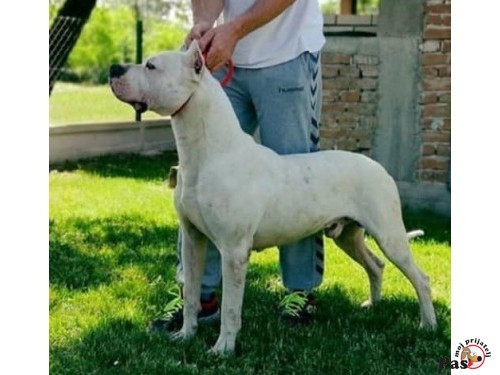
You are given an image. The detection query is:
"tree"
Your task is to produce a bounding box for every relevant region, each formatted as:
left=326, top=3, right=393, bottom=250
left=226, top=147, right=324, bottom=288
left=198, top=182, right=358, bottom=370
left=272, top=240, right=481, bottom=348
left=101, top=0, right=190, bottom=23
left=61, top=5, right=186, bottom=84
left=49, top=0, right=97, bottom=95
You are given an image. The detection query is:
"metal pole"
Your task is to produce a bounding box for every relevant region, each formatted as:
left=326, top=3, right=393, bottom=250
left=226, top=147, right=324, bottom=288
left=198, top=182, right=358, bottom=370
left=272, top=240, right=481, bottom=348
left=135, top=19, right=143, bottom=122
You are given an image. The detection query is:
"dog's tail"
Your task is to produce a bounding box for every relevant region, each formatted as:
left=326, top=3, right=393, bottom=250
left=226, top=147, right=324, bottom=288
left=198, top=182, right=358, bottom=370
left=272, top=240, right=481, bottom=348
left=407, top=229, right=424, bottom=240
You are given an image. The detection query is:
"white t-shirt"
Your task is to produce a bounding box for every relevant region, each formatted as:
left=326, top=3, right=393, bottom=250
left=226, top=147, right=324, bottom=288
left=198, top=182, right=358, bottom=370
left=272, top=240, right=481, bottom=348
left=223, top=0, right=325, bottom=68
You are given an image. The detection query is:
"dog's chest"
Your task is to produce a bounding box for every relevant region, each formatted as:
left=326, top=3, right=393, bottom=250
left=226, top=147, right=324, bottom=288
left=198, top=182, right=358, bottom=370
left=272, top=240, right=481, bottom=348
left=176, top=188, right=214, bottom=235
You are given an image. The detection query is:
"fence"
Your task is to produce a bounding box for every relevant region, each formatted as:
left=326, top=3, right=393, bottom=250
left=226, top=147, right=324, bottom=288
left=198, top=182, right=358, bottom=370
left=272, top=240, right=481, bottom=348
left=49, top=16, right=87, bottom=95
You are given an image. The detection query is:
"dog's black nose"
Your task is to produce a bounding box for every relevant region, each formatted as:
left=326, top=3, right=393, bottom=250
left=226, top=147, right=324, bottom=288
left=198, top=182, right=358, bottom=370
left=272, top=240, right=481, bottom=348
left=477, top=356, right=482, bottom=361
left=109, top=64, right=128, bottom=78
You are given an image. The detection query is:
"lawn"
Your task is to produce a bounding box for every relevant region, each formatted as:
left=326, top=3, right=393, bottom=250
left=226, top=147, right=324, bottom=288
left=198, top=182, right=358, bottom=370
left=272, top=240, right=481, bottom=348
left=49, top=152, right=451, bottom=374
left=49, top=83, right=162, bottom=125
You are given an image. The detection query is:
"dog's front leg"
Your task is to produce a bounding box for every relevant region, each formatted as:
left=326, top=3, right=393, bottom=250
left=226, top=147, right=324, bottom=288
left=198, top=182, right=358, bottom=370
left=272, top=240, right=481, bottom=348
left=174, top=221, right=208, bottom=341
left=209, top=242, right=250, bottom=355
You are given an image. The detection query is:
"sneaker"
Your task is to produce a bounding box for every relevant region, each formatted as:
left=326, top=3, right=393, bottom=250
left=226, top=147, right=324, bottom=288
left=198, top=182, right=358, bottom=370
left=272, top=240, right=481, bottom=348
left=150, top=293, right=220, bottom=333
left=279, top=290, right=316, bottom=324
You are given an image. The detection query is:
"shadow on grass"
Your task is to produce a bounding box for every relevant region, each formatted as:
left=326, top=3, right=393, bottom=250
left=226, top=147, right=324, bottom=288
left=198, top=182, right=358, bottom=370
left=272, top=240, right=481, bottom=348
left=49, top=151, right=179, bottom=182
left=49, top=215, right=179, bottom=291
left=403, top=209, right=451, bottom=245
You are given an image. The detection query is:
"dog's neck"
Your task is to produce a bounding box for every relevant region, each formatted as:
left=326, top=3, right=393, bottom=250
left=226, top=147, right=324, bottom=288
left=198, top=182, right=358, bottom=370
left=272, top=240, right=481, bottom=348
left=170, top=70, right=253, bottom=174
left=170, top=95, right=193, bottom=117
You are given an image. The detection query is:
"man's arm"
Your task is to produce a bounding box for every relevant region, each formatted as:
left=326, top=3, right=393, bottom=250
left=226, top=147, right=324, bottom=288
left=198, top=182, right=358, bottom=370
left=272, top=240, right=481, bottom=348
left=200, top=0, right=296, bottom=71
left=185, top=0, right=223, bottom=47
left=191, top=0, right=223, bottom=26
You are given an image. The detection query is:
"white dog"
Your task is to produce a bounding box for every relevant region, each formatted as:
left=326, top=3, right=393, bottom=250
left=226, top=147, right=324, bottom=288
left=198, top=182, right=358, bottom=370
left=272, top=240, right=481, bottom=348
left=109, top=41, right=437, bottom=354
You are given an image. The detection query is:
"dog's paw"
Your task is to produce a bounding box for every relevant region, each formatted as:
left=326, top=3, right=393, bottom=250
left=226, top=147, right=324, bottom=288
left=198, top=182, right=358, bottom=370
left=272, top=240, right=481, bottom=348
left=361, top=299, right=373, bottom=308
left=419, top=319, right=438, bottom=331
left=170, top=327, right=196, bottom=342
left=208, top=335, right=236, bottom=356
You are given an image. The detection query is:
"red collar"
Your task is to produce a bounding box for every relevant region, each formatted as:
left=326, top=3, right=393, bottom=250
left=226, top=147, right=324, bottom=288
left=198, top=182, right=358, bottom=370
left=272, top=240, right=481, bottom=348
left=171, top=98, right=191, bottom=117
left=171, top=59, right=234, bottom=117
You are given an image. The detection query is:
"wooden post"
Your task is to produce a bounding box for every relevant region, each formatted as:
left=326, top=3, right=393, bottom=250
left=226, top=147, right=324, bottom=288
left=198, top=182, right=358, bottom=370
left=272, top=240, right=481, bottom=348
left=340, top=0, right=356, bottom=14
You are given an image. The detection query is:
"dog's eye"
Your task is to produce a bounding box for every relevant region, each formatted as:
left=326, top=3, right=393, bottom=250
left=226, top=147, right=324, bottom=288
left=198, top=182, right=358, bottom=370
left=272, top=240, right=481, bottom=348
left=145, top=61, right=156, bottom=70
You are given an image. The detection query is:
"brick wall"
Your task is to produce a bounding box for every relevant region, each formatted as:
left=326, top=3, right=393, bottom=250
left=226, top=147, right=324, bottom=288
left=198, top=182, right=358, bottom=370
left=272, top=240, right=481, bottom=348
left=320, top=0, right=451, bottom=189
left=320, top=52, right=379, bottom=154
left=418, top=0, right=451, bottom=184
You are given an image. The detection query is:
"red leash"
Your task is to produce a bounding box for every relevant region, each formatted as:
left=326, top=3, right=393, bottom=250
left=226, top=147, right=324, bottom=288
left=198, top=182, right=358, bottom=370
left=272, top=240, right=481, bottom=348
left=218, top=59, right=234, bottom=87
left=203, top=52, right=234, bottom=87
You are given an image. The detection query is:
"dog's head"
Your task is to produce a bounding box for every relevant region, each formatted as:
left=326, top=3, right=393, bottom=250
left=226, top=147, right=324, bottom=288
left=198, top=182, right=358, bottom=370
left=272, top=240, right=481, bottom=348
left=461, top=347, right=483, bottom=363
left=109, top=40, right=206, bottom=116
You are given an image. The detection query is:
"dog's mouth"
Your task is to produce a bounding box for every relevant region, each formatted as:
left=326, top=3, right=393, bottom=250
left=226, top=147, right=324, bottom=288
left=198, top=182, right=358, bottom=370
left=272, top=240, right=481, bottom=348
left=130, top=101, right=148, bottom=114
left=109, top=81, right=148, bottom=114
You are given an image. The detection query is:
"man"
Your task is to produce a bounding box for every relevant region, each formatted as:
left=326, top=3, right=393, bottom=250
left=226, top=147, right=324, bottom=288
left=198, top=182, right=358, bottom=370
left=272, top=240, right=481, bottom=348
left=152, top=0, right=325, bottom=330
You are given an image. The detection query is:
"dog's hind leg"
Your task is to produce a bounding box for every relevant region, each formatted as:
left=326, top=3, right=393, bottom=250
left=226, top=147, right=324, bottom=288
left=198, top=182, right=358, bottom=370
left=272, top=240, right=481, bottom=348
left=370, top=221, right=437, bottom=329
left=174, top=220, right=208, bottom=340
left=210, top=239, right=251, bottom=354
left=332, top=222, right=385, bottom=307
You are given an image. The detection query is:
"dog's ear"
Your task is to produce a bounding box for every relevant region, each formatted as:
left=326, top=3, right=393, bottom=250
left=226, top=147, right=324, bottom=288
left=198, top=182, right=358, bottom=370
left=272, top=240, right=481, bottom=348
left=184, top=39, right=205, bottom=76
left=461, top=348, right=470, bottom=360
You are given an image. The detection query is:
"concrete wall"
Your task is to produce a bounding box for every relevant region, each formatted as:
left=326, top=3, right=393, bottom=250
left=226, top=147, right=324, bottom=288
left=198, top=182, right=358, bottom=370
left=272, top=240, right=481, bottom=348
left=374, top=0, right=424, bottom=182
left=49, top=120, right=175, bottom=164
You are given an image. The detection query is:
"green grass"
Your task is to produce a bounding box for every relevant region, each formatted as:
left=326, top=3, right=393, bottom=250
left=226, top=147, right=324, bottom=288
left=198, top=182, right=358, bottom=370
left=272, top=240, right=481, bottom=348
left=49, top=83, right=162, bottom=125
left=49, top=152, right=451, bottom=374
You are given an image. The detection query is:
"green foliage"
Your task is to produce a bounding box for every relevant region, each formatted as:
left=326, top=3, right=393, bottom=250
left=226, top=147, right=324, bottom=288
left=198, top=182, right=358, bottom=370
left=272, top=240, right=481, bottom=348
left=357, top=0, right=380, bottom=15
left=49, top=3, right=59, bottom=24
left=106, top=0, right=191, bottom=24
left=320, top=0, right=380, bottom=15
left=321, top=0, right=339, bottom=14
left=66, top=7, right=131, bottom=83
left=64, top=6, right=187, bottom=84
left=143, top=19, right=186, bottom=58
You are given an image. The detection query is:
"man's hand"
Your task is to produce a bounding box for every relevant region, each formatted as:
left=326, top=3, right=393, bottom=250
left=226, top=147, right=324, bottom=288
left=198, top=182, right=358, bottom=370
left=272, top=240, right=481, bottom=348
left=184, top=21, right=213, bottom=49
left=198, top=22, right=240, bottom=72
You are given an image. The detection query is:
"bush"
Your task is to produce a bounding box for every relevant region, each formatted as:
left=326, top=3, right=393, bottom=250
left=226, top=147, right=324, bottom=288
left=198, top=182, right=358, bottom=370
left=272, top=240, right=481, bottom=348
left=64, top=6, right=187, bottom=84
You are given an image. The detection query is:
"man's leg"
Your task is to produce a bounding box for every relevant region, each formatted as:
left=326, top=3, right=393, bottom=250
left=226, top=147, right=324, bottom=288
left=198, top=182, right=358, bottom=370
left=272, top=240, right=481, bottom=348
left=248, top=52, right=325, bottom=302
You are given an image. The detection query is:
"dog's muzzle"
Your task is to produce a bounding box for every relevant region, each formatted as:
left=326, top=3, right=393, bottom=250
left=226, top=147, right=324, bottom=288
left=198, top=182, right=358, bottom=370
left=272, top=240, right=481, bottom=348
left=109, top=64, right=148, bottom=114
